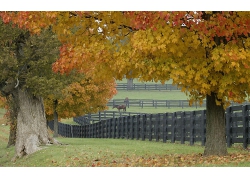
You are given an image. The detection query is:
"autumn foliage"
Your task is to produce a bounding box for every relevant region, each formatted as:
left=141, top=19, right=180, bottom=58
left=45, top=75, right=117, bottom=120
left=1, top=11, right=250, bottom=156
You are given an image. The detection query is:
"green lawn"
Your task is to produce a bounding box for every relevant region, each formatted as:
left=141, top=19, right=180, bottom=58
left=107, top=106, right=205, bottom=114
left=110, top=90, right=205, bottom=114
left=113, top=90, right=190, bottom=100
left=1, top=125, right=250, bottom=167
left=1, top=80, right=250, bottom=167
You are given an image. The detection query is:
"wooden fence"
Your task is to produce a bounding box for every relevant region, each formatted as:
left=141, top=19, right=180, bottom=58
left=73, top=111, right=144, bottom=125
left=108, top=99, right=250, bottom=109
left=47, top=105, right=250, bottom=148
left=226, top=105, right=250, bottom=148
left=116, top=83, right=180, bottom=91
left=48, top=110, right=206, bottom=145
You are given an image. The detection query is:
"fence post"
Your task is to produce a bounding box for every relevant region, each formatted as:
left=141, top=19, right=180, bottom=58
left=88, top=113, right=91, bottom=121
left=201, top=110, right=206, bottom=146
left=101, top=120, right=104, bottom=138
left=71, top=125, right=73, bottom=138
left=99, top=111, right=101, bottom=121
left=149, top=114, right=153, bottom=141
left=130, top=116, right=134, bottom=139
left=117, top=117, right=120, bottom=138
left=141, top=114, right=146, bottom=141
left=226, top=106, right=232, bottom=147
left=136, top=115, right=140, bottom=140
left=190, top=111, right=195, bottom=145
left=125, top=115, right=129, bottom=139
left=180, top=112, right=185, bottom=144
left=242, top=105, right=249, bottom=149
left=171, top=112, right=176, bottom=143
left=108, top=118, right=112, bottom=138
left=155, top=114, right=160, bottom=142
left=113, top=118, right=117, bottom=139
left=162, top=113, right=167, bottom=143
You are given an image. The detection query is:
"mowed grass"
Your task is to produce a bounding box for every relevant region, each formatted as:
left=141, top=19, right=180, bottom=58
left=106, top=106, right=205, bottom=114
left=1, top=122, right=250, bottom=167
left=1, top=110, right=250, bottom=167
left=110, top=90, right=205, bottom=114
left=113, top=90, right=189, bottom=100
left=1, top=84, right=250, bottom=167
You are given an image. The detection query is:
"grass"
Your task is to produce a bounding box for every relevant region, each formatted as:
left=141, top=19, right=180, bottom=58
left=107, top=106, right=205, bottom=114
left=1, top=124, right=250, bottom=167
left=0, top=83, right=250, bottom=167
left=113, top=90, right=189, bottom=100
left=109, top=90, right=205, bottom=114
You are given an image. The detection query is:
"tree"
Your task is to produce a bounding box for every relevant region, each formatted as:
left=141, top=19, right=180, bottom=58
left=112, top=11, right=250, bottom=156
left=3, top=11, right=250, bottom=156
left=0, top=12, right=117, bottom=157
left=0, top=18, right=63, bottom=157
left=44, top=72, right=116, bottom=123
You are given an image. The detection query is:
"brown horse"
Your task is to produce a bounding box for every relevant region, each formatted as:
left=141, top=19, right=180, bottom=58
left=113, top=105, right=126, bottom=112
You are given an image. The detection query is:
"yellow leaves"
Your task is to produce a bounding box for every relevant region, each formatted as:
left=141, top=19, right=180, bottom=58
left=210, top=80, right=217, bottom=86
left=157, top=44, right=166, bottom=50
left=239, top=77, right=246, bottom=83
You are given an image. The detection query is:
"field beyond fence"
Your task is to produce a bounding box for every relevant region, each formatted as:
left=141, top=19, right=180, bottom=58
left=48, top=104, right=250, bottom=148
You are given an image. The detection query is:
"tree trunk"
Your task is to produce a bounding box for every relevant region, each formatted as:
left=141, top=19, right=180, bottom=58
left=127, top=78, right=133, bottom=90
left=15, top=88, right=57, bottom=158
left=53, top=100, right=59, bottom=138
left=203, top=92, right=228, bottom=156
left=7, top=95, right=18, bottom=147
left=7, top=119, right=17, bottom=147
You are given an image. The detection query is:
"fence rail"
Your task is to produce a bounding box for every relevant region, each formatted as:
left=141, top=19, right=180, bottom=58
left=73, top=111, right=144, bottom=125
left=116, top=83, right=180, bottom=91
left=108, top=99, right=250, bottom=109
left=48, top=105, right=250, bottom=148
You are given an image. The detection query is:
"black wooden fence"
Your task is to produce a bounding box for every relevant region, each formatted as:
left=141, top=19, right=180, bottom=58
left=108, top=99, right=206, bottom=109
left=48, top=110, right=206, bottom=145
left=73, top=111, right=144, bottom=125
left=116, top=83, right=180, bottom=91
left=47, top=105, right=250, bottom=148
left=108, top=99, right=250, bottom=109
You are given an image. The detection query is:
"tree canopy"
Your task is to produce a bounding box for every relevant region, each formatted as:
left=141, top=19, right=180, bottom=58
left=1, top=11, right=250, bottom=156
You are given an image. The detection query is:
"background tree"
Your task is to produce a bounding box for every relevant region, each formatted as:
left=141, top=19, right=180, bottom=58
left=44, top=72, right=117, bottom=137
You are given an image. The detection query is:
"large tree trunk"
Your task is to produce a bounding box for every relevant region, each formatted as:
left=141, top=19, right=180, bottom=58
left=203, top=92, right=228, bottom=156
left=14, top=88, right=57, bottom=158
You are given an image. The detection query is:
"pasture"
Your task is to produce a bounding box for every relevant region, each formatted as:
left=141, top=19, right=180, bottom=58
left=1, top=122, right=250, bottom=167
left=0, top=80, right=250, bottom=168
left=109, top=89, right=205, bottom=114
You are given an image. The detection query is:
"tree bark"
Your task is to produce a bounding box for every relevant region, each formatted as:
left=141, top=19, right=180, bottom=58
left=127, top=78, right=133, bottom=90
left=6, top=95, right=18, bottom=147
left=203, top=92, right=228, bottom=156
left=14, top=88, right=57, bottom=158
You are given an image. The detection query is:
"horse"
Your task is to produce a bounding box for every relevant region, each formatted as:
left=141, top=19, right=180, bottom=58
left=113, top=104, right=126, bottom=112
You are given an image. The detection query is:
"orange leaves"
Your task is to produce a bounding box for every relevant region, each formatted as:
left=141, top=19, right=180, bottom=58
left=44, top=73, right=117, bottom=119
left=85, top=152, right=250, bottom=167
left=0, top=12, right=58, bottom=34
